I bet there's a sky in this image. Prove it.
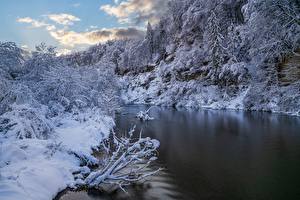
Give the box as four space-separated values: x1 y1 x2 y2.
0 0 167 54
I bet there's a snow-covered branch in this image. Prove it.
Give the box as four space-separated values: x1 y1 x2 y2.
83 127 160 190
136 107 155 121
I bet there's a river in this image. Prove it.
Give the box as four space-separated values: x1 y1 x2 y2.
57 105 300 200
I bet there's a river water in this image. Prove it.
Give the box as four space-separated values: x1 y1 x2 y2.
58 105 300 200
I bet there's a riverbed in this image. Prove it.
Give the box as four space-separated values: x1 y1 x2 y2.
57 105 300 200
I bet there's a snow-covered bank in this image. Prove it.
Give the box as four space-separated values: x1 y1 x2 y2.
120 67 300 116
0 42 119 200
116 0 300 116
0 113 114 200
59 0 299 116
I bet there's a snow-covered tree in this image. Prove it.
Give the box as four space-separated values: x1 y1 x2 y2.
146 22 154 57
0 42 26 76
204 10 229 84
227 23 243 62
244 0 300 62
207 11 227 68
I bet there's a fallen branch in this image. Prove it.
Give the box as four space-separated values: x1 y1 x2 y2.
82 127 160 191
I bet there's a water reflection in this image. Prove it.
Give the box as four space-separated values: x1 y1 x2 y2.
58 169 186 200
59 105 300 200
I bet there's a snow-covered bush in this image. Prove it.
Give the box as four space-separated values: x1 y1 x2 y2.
0 71 11 114
0 43 120 139
0 104 52 139
218 62 249 86
0 42 26 76
0 83 51 140
0 83 37 115
0 42 122 199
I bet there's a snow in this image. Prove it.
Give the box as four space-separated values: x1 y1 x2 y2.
0 139 75 200
136 107 155 121
136 111 154 121
1 0 300 198
55 115 114 155
84 130 160 188
114 0 300 115
0 41 119 200
0 114 114 200
120 71 250 111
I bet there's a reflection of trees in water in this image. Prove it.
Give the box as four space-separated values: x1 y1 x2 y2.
116 105 300 200
59 106 300 200
98 169 186 200
60 168 187 200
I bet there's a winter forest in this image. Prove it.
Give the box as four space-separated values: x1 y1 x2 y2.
1 0 300 200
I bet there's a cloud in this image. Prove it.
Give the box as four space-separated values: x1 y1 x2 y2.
72 3 80 8
90 25 98 29
17 17 47 28
17 14 80 28
114 27 144 38
47 13 80 25
17 17 56 30
17 15 144 49
49 27 144 47
100 0 168 25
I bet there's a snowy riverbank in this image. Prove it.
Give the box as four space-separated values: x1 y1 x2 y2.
0 113 114 200
120 68 300 116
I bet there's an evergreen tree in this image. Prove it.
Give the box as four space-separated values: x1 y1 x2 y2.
206 11 228 80
227 23 242 62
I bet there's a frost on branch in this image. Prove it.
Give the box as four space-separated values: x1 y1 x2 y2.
136 107 154 121
83 127 160 191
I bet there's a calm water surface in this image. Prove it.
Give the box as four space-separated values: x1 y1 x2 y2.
58 105 300 200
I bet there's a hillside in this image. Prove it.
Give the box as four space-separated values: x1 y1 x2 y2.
64 0 300 115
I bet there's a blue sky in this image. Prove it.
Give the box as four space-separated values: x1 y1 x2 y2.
0 0 164 53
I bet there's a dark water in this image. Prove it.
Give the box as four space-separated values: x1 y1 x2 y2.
58 105 300 200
